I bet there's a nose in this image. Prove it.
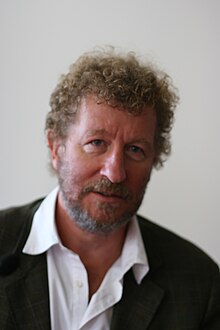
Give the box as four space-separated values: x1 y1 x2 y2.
100 149 126 183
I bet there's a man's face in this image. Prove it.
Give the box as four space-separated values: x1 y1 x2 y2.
50 97 157 234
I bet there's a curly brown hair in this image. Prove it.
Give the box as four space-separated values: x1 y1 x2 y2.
46 48 179 168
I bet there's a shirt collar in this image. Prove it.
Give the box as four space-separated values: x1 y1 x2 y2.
106 217 149 284
23 186 149 283
23 186 60 254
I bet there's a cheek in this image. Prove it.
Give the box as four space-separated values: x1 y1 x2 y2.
61 155 98 186
127 167 152 194
134 176 149 193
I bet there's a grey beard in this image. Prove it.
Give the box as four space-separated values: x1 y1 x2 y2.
58 171 148 235
61 194 139 235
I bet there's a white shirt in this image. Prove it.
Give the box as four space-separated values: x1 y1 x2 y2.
23 187 149 330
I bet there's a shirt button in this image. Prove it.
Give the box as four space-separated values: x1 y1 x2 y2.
76 280 83 288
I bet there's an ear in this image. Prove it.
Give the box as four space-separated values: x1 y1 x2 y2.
47 130 63 171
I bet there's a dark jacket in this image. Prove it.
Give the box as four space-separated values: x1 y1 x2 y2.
0 199 220 329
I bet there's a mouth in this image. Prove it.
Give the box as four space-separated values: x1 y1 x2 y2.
92 191 126 200
81 178 132 201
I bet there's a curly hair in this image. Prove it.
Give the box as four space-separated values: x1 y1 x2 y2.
46 48 179 168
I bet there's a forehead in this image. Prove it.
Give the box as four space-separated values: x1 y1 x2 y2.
76 97 156 122
70 97 157 142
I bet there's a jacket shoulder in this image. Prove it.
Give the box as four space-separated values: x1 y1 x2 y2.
0 199 43 221
0 199 43 255
137 215 219 271
136 216 220 328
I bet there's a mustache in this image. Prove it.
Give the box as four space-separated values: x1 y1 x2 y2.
80 177 132 200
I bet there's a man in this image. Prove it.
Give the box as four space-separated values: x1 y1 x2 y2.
0 48 219 329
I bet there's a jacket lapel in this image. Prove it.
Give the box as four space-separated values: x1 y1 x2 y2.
4 252 51 330
111 269 164 330
111 216 165 330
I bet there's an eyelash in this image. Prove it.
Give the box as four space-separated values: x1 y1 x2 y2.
86 140 146 161
127 145 143 154
91 139 104 146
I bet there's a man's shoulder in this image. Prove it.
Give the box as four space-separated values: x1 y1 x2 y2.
0 199 43 254
0 199 43 222
137 214 219 271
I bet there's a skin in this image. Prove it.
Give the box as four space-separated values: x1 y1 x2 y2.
48 96 157 296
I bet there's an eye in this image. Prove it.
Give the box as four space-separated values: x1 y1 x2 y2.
84 139 107 153
128 145 142 153
126 145 145 161
90 139 104 147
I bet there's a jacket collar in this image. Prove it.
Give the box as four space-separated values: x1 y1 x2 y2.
111 270 164 330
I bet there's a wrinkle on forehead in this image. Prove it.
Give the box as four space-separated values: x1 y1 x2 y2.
68 97 157 146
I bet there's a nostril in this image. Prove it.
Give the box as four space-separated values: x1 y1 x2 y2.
100 164 126 183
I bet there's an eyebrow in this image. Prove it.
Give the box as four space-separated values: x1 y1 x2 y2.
84 129 153 148
84 129 110 138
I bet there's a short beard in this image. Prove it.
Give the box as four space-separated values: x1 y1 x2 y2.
59 176 146 235
61 197 138 235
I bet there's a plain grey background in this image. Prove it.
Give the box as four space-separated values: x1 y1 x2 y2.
0 0 219 265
